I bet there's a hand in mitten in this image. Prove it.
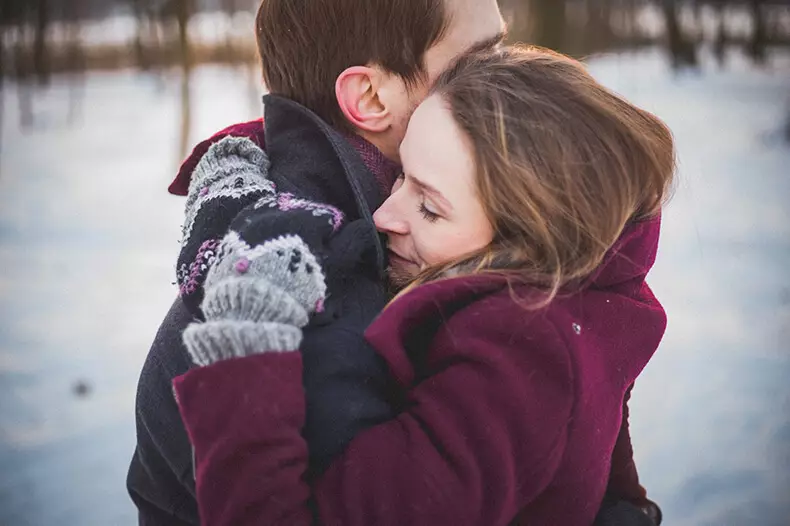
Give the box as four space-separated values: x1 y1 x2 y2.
184 135 273 227
228 190 345 255
177 136 275 313
183 233 327 367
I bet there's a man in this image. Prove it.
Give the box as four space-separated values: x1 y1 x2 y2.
128 1 506 524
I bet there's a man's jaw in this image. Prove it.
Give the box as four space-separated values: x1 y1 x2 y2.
386 266 413 294
385 249 421 292
387 248 416 267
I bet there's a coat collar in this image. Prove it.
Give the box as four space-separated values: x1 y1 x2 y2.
263 94 387 274
367 215 663 349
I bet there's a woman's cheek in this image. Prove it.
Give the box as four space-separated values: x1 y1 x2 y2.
416 229 449 267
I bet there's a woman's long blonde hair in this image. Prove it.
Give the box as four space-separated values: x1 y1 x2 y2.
396 46 675 307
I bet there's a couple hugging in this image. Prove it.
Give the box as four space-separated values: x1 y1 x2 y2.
128 1 673 525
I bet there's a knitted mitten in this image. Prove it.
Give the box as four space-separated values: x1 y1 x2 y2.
177 136 274 315
183 234 327 366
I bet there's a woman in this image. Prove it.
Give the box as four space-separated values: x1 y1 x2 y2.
174 46 674 525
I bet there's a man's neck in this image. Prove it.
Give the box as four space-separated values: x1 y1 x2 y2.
343 133 401 197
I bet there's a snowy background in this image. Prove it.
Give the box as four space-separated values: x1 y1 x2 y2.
0 20 789 526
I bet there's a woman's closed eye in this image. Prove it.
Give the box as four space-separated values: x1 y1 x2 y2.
418 201 440 222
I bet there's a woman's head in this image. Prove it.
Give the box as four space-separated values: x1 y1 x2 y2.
374 46 675 297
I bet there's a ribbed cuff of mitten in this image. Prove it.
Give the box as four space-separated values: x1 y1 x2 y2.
185 136 270 211
201 276 310 327
183 320 302 366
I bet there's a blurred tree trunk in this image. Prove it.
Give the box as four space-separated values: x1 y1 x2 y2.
65 0 85 125
531 0 566 52
0 2 5 170
246 60 260 116
176 0 194 159
0 2 6 83
176 0 192 68
33 0 50 86
623 0 639 44
663 0 698 70
586 0 613 52
131 0 150 70
222 0 238 62
748 0 766 65
0 1 6 89
14 12 34 129
713 1 727 67
179 67 192 158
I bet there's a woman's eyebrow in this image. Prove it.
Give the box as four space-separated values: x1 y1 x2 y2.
406 173 453 212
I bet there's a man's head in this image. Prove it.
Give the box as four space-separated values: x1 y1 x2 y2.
256 0 505 161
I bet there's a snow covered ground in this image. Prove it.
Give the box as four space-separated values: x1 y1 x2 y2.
0 48 788 525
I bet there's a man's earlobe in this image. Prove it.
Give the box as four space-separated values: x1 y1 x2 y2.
336 66 392 133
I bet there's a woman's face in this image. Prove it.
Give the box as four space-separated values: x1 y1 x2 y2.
373 95 494 286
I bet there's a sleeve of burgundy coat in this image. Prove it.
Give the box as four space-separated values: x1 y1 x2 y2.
607 384 649 505
173 312 575 526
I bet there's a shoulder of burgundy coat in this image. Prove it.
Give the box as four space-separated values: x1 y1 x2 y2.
169 119 267 196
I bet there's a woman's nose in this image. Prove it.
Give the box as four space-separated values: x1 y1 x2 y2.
373 195 409 235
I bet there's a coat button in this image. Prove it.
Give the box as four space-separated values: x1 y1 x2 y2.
572 323 582 335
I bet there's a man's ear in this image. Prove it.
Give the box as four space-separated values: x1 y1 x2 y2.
335 66 393 133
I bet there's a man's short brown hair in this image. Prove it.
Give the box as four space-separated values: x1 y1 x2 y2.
256 0 448 131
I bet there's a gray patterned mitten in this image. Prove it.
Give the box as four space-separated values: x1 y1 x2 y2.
183 233 327 366
177 136 275 315
183 136 273 235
